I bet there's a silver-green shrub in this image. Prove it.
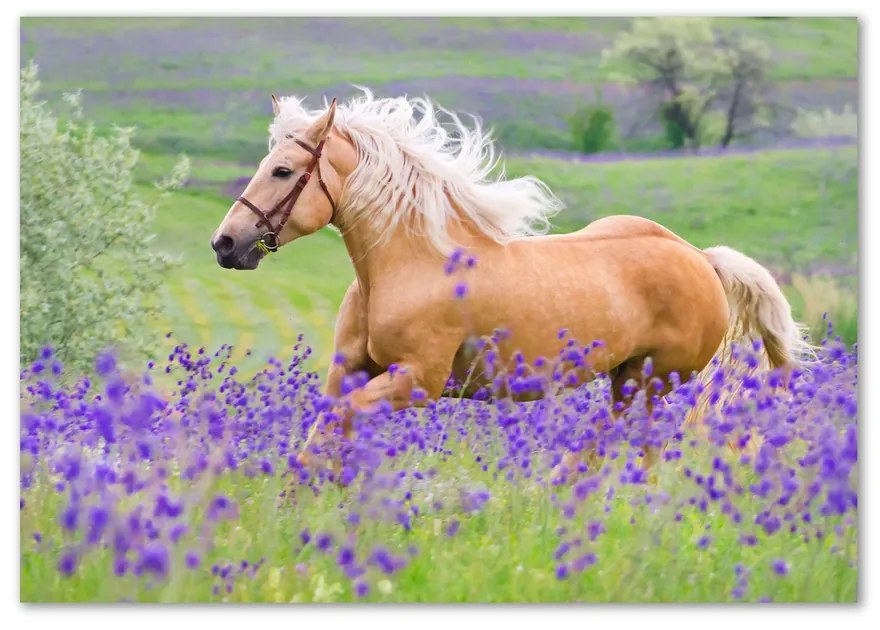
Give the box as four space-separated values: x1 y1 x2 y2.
791 105 858 139
20 62 189 374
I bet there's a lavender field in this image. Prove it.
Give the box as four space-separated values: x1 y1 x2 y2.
20 327 858 602
19 17 859 602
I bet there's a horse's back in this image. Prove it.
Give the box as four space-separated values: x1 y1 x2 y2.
564 215 700 252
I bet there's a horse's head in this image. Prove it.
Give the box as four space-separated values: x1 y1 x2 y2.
210 96 354 269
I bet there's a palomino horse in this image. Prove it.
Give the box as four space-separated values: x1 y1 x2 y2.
211 91 810 473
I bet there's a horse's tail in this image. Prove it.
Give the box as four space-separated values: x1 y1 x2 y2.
703 245 814 368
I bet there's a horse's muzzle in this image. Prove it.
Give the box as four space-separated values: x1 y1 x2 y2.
211 235 264 270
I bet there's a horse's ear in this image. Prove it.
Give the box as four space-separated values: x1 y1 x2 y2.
271 94 281 117
305 97 336 143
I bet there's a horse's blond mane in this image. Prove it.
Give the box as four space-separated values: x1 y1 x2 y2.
269 88 563 255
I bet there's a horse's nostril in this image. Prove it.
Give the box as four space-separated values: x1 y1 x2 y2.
212 235 235 255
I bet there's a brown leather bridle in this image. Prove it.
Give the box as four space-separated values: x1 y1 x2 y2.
236 138 337 252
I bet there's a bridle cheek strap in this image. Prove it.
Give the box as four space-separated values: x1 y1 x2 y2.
235 138 337 252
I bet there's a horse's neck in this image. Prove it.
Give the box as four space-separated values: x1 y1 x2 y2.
340 221 484 297
340 222 418 298
338 197 496 297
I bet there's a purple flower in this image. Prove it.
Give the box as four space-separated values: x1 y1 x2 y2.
60 504 79 532
106 379 126 403
316 533 333 553
57 551 77 577
207 494 237 521
155 494 183 519
185 552 200 569
739 534 758 546
395 511 411 530
555 564 569 580
771 559 789 576
572 553 597 572
369 547 405 575
453 283 468 299
86 506 109 544
137 543 170 577
95 351 117 376
113 555 128 576
94 407 115 444
355 581 369 598
461 489 490 512
445 519 460 537
554 542 570 561
337 546 355 566
169 523 188 544
344 563 365 579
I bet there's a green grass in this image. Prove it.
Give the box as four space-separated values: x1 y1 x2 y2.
20 427 856 603
509 147 858 271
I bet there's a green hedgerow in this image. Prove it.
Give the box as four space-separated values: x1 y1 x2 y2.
20 62 190 375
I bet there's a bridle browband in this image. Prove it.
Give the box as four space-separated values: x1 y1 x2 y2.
236 138 337 253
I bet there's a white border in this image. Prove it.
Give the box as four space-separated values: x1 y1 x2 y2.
4 1 875 628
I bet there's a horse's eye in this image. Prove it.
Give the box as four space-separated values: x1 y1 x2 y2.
273 167 293 178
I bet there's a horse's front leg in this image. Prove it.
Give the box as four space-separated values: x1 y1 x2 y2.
296 359 451 478
294 280 369 471
345 361 449 414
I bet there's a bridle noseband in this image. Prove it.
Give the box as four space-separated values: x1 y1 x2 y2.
236 138 337 253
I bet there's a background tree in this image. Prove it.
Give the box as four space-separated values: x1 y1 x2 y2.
603 17 775 150
20 63 189 375
713 34 773 148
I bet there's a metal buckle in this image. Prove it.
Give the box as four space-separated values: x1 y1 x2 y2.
259 232 279 253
